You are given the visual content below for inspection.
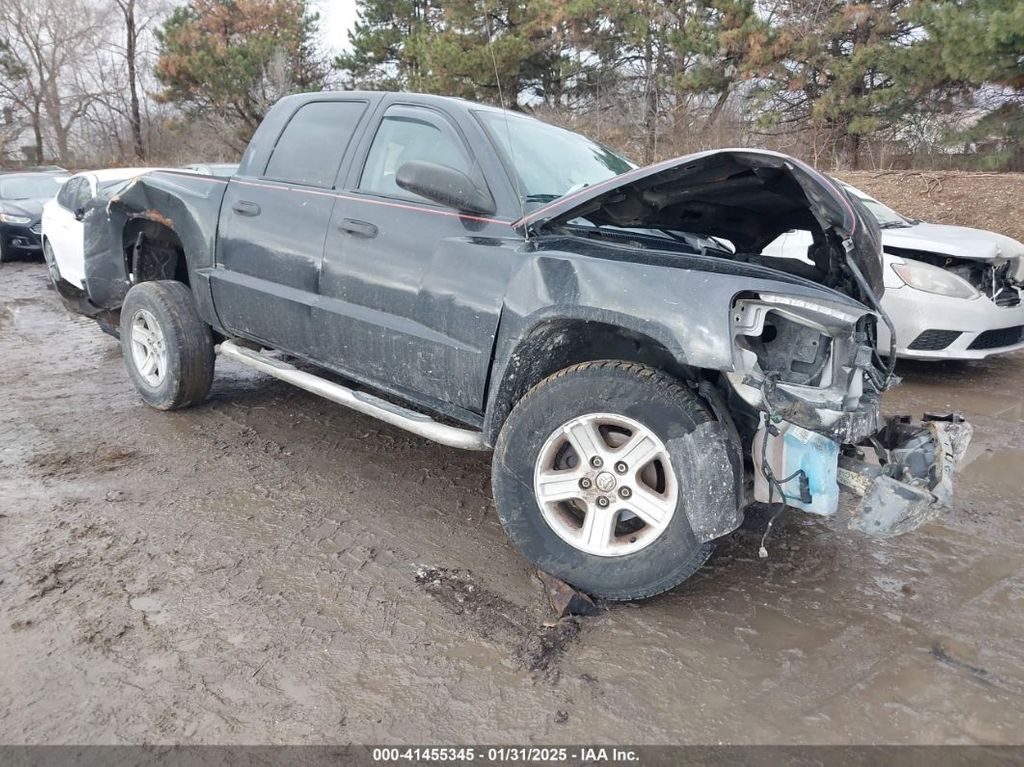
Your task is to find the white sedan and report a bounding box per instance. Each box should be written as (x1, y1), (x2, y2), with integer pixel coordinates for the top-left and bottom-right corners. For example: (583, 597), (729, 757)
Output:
(41, 168), (161, 293)
(763, 184), (1024, 360)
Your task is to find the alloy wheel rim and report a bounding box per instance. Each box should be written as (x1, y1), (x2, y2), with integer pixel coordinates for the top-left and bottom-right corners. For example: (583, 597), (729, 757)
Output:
(533, 413), (678, 557)
(130, 309), (168, 388)
(43, 243), (60, 285)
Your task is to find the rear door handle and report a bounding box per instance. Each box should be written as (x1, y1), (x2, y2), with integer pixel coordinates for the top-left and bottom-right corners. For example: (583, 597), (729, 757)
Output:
(232, 200), (261, 217)
(338, 218), (378, 238)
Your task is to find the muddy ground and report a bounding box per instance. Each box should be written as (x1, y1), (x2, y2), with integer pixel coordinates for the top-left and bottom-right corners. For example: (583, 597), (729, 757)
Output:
(1, 260), (1022, 746)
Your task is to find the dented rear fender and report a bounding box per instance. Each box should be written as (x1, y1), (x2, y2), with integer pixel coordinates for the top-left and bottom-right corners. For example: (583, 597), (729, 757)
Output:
(82, 171), (229, 330)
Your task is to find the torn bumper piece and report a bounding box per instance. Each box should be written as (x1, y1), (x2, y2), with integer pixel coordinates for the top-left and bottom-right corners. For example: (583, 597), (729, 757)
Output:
(753, 412), (972, 536)
(836, 414), (973, 536)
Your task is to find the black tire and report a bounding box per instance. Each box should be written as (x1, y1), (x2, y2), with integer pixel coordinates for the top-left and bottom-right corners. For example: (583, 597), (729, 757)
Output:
(0, 239), (10, 263)
(492, 360), (723, 601)
(119, 280), (214, 410)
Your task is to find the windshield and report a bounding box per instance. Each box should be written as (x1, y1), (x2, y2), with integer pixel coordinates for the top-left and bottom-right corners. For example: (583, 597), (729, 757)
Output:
(844, 185), (910, 227)
(476, 111), (634, 205)
(0, 175), (63, 201)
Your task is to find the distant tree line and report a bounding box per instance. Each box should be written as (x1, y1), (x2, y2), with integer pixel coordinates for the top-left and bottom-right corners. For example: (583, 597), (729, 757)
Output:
(336, 0), (1024, 168)
(0, 0), (1020, 170)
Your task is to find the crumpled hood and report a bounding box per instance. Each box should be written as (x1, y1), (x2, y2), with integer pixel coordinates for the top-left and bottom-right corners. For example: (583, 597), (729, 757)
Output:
(885, 221), (1024, 264)
(518, 148), (884, 296)
(0, 198), (45, 220)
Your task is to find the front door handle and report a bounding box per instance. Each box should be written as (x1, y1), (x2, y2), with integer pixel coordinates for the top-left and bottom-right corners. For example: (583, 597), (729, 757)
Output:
(338, 218), (378, 238)
(232, 200), (261, 217)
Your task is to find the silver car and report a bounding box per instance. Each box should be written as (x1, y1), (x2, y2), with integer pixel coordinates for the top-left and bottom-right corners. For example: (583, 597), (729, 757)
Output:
(764, 184), (1024, 360)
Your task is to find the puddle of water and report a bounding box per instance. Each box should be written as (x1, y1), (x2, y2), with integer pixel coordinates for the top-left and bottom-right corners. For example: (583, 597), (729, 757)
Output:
(887, 384), (1024, 421)
(959, 448), (1024, 503)
(886, 355), (1024, 422)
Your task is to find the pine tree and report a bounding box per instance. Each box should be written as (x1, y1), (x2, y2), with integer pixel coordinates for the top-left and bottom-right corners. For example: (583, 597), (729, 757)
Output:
(338, 0), (609, 108)
(334, 0), (442, 91)
(914, 0), (1024, 167)
(917, 0), (1023, 89)
(155, 0), (327, 145)
(750, 0), (922, 168)
(591, 0), (767, 161)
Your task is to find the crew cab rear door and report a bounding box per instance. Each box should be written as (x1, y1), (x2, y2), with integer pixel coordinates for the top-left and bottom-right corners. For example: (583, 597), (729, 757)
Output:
(315, 102), (516, 415)
(210, 99), (369, 354)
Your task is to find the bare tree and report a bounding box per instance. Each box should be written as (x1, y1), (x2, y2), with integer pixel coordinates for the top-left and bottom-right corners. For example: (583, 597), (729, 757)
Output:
(106, 0), (171, 160)
(0, 0), (109, 163)
(111, 0), (144, 159)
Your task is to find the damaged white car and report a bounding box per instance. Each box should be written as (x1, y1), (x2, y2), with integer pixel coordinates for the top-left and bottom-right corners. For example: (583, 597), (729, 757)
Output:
(765, 183), (1024, 359)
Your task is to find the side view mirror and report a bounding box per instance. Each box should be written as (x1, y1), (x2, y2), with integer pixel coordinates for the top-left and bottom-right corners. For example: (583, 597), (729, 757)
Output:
(396, 161), (495, 216)
(74, 207), (86, 221)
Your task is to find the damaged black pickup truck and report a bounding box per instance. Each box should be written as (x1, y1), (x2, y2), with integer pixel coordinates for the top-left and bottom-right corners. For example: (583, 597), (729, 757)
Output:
(77, 91), (971, 600)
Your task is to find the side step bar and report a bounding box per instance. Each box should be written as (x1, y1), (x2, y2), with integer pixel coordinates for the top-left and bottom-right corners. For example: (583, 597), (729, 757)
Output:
(217, 340), (488, 451)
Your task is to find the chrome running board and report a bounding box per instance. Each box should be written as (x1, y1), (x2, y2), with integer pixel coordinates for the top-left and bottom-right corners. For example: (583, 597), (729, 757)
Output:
(217, 340), (488, 451)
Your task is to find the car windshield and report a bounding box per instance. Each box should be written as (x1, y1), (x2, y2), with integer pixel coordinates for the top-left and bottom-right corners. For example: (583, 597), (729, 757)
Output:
(0, 175), (63, 200)
(844, 185), (911, 228)
(476, 111), (634, 206)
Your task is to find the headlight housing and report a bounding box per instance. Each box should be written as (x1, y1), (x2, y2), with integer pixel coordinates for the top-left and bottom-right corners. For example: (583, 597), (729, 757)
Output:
(890, 258), (979, 299)
(726, 292), (885, 443)
(0, 212), (32, 225)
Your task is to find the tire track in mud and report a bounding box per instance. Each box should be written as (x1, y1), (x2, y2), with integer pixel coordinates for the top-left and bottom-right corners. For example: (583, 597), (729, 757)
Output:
(414, 566), (582, 679)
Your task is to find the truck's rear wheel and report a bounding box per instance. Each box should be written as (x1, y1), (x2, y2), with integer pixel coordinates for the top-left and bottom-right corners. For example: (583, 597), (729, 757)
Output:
(120, 280), (214, 410)
(492, 360), (721, 601)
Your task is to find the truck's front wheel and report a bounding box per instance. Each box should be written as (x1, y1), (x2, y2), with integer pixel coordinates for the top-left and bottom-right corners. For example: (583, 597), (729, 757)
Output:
(492, 361), (724, 601)
(120, 280), (214, 410)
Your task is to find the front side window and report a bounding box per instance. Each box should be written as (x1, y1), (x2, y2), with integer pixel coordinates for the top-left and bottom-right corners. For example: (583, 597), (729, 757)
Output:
(476, 111), (634, 206)
(359, 110), (472, 201)
(264, 101), (367, 188)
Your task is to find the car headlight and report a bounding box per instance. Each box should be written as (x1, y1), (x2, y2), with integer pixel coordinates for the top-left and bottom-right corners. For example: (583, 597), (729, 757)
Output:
(890, 259), (979, 299)
(0, 212), (32, 225)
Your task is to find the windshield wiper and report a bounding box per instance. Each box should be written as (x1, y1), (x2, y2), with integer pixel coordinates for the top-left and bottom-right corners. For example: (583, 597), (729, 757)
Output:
(524, 193), (563, 203)
(878, 221), (911, 229)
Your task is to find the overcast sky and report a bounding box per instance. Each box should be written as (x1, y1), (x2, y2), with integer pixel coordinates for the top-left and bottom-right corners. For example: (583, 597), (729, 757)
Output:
(315, 1), (361, 56)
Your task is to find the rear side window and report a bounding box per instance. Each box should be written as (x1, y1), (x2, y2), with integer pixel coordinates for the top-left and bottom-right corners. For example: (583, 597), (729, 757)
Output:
(264, 101), (367, 188)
